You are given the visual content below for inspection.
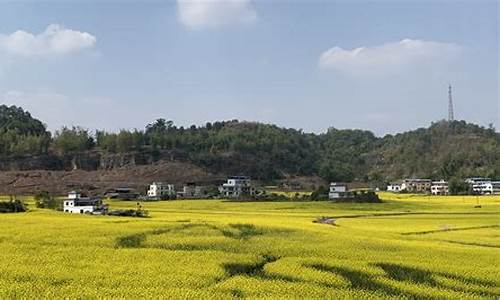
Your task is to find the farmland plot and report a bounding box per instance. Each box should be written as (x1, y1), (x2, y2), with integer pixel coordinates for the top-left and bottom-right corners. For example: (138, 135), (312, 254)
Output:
(0, 193), (498, 298)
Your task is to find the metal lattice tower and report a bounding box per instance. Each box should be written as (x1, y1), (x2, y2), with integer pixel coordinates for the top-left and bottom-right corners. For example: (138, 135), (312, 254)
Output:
(448, 84), (454, 121)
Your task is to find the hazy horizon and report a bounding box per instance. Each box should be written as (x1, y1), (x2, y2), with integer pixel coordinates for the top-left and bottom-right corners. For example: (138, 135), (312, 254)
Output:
(0, 0), (498, 136)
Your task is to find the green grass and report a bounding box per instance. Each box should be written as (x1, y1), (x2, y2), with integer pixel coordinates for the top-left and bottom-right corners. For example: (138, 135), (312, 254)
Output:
(0, 192), (498, 298)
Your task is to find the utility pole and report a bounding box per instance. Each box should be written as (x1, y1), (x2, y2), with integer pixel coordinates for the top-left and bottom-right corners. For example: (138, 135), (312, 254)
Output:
(448, 84), (454, 121)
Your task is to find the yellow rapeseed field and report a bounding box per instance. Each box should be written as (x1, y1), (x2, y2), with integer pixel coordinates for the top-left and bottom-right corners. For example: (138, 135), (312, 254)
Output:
(0, 192), (498, 298)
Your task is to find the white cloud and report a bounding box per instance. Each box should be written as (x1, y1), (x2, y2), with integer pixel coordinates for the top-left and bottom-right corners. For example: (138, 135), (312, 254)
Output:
(319, 39), (461, 75)
(177, 0), (257, 30)
(0, 24), (96, 57)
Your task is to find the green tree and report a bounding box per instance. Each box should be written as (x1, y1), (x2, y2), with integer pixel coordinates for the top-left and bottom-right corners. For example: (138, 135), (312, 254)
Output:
(52, 127), (95, 154)
(449, 177), (470, 195)
(34, 191), (60, 210)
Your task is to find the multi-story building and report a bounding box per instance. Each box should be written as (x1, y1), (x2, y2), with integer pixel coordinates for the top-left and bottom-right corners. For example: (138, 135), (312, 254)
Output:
(471, 180), (500, 195)
(431, 180), (449, 195)
(466, 177), (492, 194)
(328, 182), (349, 199)
(180, 182), (206, 199)
(387, 183), (402, 193)
(68, 191), (81, 199)
(490, 181), (500, 195)
(465, 177), (491, 185)
(63, 191), (106, 214)
(401, 179), (432, 193)
(219, 176), (256, 198)
(147, 182), (175, 198)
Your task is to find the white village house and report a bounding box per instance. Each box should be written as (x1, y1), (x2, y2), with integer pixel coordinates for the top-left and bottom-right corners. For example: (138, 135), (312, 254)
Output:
(465, 177), (491, 185)
(465, 177), (500, 194)
(401, 179), (432, 193)
(385, 177), (500, 196)
(68, 191), (81, 199)
(387, 183), (402, 192)
(147, 182), (175, 198)
(431, 180), (449, 195)
(328, 183), (349, 199)
(219, 176), (256, 198)
(63, 191), (105, 214)
(484, 181), (500, 195)
(179, 182), (206, 199)
(469, 179), (500, 195)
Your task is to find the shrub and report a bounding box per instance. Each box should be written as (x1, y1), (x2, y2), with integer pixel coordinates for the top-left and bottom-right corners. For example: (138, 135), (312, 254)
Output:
(449, 177), (471, 195)
(34, 191), (61, 210)
(115, 233), (146, 248)
(107, 209), (149, 218)
(0, 199), (27, 213)
(352, 191), (381, 203)
(310, 186), (329, 201)
(243, 192), (294, 202)
(160, 194), (177, 200)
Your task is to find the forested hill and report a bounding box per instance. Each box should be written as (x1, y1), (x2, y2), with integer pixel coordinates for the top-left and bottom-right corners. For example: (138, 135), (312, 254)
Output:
(0, 104), (499, 182)
(369, 121), (499, 181)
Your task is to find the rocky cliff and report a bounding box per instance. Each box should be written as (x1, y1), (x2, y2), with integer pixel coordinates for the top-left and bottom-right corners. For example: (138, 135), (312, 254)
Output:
(0, 150), (224, 195)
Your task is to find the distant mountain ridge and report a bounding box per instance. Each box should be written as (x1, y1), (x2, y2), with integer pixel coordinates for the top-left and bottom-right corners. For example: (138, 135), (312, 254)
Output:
(0, 105), (498, 193)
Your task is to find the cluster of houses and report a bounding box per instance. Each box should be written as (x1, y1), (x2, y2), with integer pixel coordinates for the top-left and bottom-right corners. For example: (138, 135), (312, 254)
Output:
(61, 175), (500, 214)
(146, 176), (257, 199)
(146, 182), (206, 199)
(386, 177), (500, 195)
(63, 176), (258, 214)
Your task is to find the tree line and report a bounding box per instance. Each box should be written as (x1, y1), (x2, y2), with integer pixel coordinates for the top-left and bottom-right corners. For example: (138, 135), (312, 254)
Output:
(0, 104), (498, 182)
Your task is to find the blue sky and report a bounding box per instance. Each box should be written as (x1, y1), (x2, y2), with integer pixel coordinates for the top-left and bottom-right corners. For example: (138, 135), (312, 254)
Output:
(0, 0), (498, 135)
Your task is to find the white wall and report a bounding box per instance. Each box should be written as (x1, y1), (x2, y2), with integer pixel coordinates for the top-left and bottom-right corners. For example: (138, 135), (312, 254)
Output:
(387, 185), (401, 192)
(329, 185), (346, 193)
(63, 205), (94, 214)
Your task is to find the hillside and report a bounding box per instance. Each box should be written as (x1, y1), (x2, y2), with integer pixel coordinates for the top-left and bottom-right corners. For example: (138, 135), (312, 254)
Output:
(369, 121), (500, 181)
(0, 161), (224, 195)
(0, 104), (498, 194)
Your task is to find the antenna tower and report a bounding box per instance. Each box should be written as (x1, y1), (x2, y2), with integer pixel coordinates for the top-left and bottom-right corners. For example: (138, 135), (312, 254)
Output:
(448, 84), (454, 121)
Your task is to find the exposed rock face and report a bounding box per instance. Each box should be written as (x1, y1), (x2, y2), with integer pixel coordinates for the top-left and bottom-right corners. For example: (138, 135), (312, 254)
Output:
(0, 150), (325, 195)
(0, 150), (221, 195)
(0, 161), (224, 196)
(0, 154), (63, 171)
(0, 150), (190, 172)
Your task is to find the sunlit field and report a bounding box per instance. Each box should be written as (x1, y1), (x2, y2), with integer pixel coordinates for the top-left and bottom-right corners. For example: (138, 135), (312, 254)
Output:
(0, 192), (498, 298)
